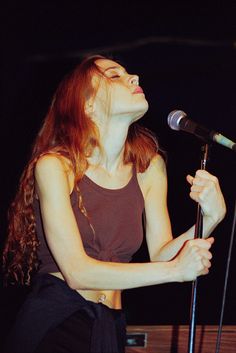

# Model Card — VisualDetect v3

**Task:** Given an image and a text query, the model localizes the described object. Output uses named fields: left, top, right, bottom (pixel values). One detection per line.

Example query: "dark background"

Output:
left=1, top=0, right=236, bottom=347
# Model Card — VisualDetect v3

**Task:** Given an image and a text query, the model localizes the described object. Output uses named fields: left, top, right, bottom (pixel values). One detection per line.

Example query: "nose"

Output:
left=130, top=75, right=139, bottom=86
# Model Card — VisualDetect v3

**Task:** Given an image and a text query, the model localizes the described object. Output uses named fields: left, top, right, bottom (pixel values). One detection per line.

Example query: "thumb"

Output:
left=206, top=237, right=215, bottom=245
left=186, top=174, right=194, bottom=185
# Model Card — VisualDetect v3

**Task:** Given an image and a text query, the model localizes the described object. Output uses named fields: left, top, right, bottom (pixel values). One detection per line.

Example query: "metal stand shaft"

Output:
left=188, top=143, right=210, bottom=353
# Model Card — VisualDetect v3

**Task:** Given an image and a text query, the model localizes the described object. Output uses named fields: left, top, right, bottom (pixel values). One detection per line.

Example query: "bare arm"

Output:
left=144, top=155, right=226, bottom=262
left=35, top=154, right=212, bottom=290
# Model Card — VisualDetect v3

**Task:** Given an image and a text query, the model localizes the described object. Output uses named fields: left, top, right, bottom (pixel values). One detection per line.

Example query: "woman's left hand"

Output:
left=186, top=170, right=226, bottom=224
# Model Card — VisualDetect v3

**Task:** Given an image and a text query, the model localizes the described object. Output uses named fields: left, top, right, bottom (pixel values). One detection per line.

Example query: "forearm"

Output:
left=152, top=215, right=220, bottom=262
left=66, top=257, right=179, bottom=290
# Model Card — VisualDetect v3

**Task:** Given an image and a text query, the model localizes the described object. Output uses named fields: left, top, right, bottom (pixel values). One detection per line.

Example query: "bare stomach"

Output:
left=50, top=272, right=122, bottom=309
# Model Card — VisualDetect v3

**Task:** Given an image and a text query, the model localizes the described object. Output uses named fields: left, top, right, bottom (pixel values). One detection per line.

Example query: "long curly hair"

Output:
left=2, top=55, right=160, bottom=286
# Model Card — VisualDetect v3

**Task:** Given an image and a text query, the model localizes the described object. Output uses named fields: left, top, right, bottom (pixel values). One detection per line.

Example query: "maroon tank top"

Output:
left=35, top=168, right=145, bottom=273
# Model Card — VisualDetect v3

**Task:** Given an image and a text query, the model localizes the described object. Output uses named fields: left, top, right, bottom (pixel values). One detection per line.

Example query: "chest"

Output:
left=71, top=172, right=145, bottom=262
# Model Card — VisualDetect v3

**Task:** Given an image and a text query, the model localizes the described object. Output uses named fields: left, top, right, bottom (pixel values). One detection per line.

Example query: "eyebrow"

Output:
left=103, top=66, right=126, bottom=73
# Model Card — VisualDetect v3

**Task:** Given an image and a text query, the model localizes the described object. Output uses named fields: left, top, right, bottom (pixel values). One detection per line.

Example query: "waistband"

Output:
left=5, top=273, right=126, bottom=353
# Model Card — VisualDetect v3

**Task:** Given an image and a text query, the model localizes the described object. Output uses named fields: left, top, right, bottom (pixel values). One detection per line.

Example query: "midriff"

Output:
left=50, top=272, right=122, bottom=309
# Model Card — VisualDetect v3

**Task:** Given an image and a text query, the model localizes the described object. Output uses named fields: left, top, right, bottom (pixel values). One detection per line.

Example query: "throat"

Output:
left=88, top=146, right=125, bottom=174
left=85, top=163, right=133, bottom=190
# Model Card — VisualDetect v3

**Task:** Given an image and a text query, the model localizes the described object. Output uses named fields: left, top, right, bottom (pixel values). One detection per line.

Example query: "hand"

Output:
left=173, top=237, right=214, bottom=282
left=186, top=170, right=226, bottom=224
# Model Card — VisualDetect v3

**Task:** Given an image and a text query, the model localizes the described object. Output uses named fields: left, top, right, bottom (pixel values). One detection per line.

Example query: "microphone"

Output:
left=168, top=110, right=236, bottom=152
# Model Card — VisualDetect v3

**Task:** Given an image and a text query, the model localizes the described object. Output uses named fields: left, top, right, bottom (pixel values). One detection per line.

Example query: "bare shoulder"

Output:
left=137, top=153, right=167, bottom=198
left=148, top=154, right=166, bottom=175
left=35, top=153, right=72, bottom=173
left=35, top=153, right=74, bottom=196
left=138, top=153, right=166, bottom=181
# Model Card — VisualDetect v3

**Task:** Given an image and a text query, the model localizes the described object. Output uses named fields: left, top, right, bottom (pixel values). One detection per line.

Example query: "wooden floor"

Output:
left=126, top=325, right=236, bottom=353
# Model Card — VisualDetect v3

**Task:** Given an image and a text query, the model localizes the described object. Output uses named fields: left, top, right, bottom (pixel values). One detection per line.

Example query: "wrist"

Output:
left=202, top=204, right=226, bottom=226
left=203, top=213, right=223, bottom=228
left=167, top=259, right=183, bottom=283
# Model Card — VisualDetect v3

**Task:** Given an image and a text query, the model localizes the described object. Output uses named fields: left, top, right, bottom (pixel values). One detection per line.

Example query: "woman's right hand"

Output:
left=173, top=237, right=214, bottom=282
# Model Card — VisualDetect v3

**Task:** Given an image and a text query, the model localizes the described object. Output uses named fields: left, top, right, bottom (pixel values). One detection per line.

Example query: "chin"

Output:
left=133, top=109, right=149, bottom=122
left=112, top=100, right=149, bottom=122
left=136, top=100, right=149, bottom=118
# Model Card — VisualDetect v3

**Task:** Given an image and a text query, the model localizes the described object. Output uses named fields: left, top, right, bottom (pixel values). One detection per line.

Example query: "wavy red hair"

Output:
left=2, top=55, right=160, bottom=285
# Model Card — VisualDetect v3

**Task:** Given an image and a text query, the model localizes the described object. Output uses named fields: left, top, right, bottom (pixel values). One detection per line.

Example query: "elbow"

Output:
left=149, top=246, right=173, bottom=262
left=149, top=253, right=156, bottom=262
left=149, top=252, right=161, bottom=262
left=149, top=245, right=166, bottom=262
left=66, top=274, right=87, bottom=290
left=64, top=258, right=96, bottom=290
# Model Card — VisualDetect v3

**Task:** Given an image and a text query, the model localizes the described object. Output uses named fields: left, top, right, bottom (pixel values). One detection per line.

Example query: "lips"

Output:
left=133, top=86, right=144, bottom=94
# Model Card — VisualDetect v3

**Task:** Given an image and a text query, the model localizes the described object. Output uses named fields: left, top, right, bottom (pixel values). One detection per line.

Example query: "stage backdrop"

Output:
left=1, top=3, right=236, bottom=349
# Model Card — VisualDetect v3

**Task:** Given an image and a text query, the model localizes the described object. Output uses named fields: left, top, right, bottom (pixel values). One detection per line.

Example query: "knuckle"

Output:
left=196, top=170, right=202, bottom=176
left=191, top=245, right=199, bottom=254
left=198, top=263, right=204, bottom=271
left=212, top=175, right=218, bottom=183
left=198, top=193, right=203, bottom=201
left=189, top=191, right=197, bottom=200
left=187, top=239, right=194, bottom=247
left=207, top=258, right=212, bottom=266
left=198, top=192, right=206, bottom=202
left=208, top=252, right=213, bottom=260
left=208, top=181, right=216, bottom=191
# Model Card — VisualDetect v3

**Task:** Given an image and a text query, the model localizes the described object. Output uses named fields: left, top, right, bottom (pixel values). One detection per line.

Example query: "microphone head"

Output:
left=167, top=110, right=187, bottom=130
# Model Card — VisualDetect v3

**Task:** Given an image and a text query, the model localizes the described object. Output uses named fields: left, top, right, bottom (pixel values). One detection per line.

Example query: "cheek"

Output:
left=111, top=86, right=132, bottom=106
left=93, top=86, right=111, bottom=111
left=110, top=96, right=130, bottom=114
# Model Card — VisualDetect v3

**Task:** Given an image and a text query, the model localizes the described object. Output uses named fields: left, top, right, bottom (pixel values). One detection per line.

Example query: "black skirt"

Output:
left=4, top=273, right=126, bottom=353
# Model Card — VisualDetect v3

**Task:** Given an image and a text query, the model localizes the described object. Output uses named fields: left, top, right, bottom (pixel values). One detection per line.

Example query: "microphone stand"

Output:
left=188, top=143, right=211, bottom=353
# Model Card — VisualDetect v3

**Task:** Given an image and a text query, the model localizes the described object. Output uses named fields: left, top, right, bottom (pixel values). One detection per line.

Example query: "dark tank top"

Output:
left=35, top=168, right=145, bottom=273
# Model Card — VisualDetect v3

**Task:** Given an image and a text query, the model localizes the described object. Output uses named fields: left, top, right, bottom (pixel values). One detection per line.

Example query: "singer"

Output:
left=2, top=55, right=226, bottom=353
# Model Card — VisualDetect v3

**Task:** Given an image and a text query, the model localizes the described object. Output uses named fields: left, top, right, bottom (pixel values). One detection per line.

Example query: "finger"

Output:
left=188, top=238, right=213, bottom=249
left=186, top=174, right=194, bottom=185
left=192, top=245, right=213, bottom=260
left=198, top=259, right=211, bottom=274
left=191, top=177, right=211, bottom=187
left=200, top=268, right=210, bottom=276
left=199, top=250, right=212, bottom=261
left=197, top=247, right=213, bottom=258
left=189, top=191, right=202, bottom=202
left=206, top=237, right=215, bottom=245
left=192, top=176, right=217, bottom=190
left=190, top=184, right=204, bottom=192
left=195, top=170, right=219, bottom=183
left=202, top=258, right=212, bottom=268
left=189, top=188, right=209, bottom=203
left=188, top=176, right=215, bottom=196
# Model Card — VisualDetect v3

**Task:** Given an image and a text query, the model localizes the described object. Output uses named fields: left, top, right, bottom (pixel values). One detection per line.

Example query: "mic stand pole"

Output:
left=188, top=143, right=211, bottom=353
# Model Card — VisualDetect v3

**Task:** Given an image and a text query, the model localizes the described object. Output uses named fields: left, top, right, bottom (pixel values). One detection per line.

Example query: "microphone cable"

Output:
left=215, top=196, right=236, bottom=353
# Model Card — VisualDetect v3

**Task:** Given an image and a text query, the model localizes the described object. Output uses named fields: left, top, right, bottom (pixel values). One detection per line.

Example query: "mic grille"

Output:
left=167, top=110, right=187, bottom=130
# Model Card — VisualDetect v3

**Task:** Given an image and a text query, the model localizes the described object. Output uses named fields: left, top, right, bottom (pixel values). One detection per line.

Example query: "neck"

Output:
left=88, top=121, right=129, bottom=173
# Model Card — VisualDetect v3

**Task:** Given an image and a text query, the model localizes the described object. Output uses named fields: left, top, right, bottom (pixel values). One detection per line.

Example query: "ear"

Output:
left=85, top=100, right=94, bottom=115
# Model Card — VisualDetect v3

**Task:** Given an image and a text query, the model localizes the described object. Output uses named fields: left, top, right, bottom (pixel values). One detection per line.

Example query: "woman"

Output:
left=3, top=55, right=226, bottom=353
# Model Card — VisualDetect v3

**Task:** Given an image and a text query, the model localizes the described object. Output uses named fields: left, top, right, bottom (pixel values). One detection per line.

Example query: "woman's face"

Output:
left=89, top=59, right=149, bottom=123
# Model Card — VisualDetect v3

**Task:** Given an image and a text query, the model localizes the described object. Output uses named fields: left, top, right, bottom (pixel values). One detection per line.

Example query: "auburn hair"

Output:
left=2, top=55, right=161, bottom=286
